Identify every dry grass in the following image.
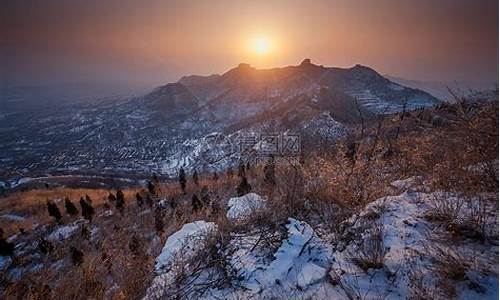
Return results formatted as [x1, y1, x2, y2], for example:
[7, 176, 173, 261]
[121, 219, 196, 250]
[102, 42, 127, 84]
[0, 187, 141, 236]
[0, 100, 497, 299]
[347, 221, 385, 272]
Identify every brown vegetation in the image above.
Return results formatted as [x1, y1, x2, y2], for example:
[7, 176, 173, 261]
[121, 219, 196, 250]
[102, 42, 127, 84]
[0, 99, 497, 299]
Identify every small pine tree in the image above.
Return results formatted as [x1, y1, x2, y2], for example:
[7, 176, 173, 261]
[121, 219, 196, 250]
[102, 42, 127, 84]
[236, 176, 252, 196]
[136, 192, 144, 207]
[145, 193, 154, 208]
[193, 170, 199, 186]
[154, 209, 165, 234]
[147, 180, 156, 196]
[81, 225, 90, 240]
[264, 155, 276, 185]
[153, 174, 161, 195]
[238, 162, 246, 178]
[179, 167, 187, 193]
[0, 228, 14, 257]
[191, 194, 203, 212]
[116, 189, 125, 214]
[345, 140, 357, 163]
[46, 200, 62, 223]
[80, 197, 95, 222]
[38, 238, 53, 255]
[246, 161, 251, 171]
[153, 173, 159, 184]
[211, 195, 220, 215]
[169, 197, 177, 209]
[64, 197, 79, 216]
[70, 246, 84, 266]
[213, 172, 219, 182]
[129, 235, 142, 256]
[108, 192, 116, 202]
[200, 185, 210, 205]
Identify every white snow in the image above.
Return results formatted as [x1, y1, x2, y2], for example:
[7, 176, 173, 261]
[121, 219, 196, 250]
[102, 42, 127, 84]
[0, 214, 26, 222]
[145, 220, 217, 300]
[210, 218, 332, 299]
[144, 180, 498, 299]
[388, 83, 405, 91]
[226, 193, 265, 221]
[46, 224, 80, 241]
[0, 256, 12, 272]
[329, 190, 499, 299]
[238, 218, 330, 293]
[301, 112, 347, 142]
[9, 177, 33, 188]
[155, 220, 217, 273]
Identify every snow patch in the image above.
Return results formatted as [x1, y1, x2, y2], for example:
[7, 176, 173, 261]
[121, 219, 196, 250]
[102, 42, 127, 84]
[46, 224, 80, 241]
[155, 220, 217, 273]
[226, 193, 265, 221]
[228, 218, 331, 296]
[0, 214, 26, 222]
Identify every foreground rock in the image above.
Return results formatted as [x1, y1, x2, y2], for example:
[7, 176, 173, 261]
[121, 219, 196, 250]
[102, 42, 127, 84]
[226, 193, 265, 222]
[144, 185, 498, 299]
[155, 220, 217, 273]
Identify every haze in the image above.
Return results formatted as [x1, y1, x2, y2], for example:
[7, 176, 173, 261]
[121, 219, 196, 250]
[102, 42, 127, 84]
[1, 0, 498, 92]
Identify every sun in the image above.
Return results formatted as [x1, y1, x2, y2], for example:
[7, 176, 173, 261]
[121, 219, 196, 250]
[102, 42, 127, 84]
[252, 37, 272, 55]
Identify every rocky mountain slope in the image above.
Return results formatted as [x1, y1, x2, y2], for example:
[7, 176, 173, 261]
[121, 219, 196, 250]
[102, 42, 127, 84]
[0, 60, 439, 187]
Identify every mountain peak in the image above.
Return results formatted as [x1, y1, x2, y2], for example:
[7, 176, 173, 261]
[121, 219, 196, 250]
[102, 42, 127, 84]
[237, 63, 252, 69]
[222, 63, 257, 79]
[300, 58, 312, 66]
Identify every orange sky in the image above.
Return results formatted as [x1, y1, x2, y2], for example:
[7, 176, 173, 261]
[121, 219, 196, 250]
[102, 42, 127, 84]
[1, 0, 498, 88]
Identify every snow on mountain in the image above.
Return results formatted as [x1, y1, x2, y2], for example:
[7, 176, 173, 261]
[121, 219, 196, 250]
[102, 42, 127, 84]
[0, 60, 441, 183]
[300, 111, 347, 142]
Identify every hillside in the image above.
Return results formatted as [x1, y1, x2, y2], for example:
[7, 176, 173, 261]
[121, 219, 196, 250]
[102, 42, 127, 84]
[0, 98, 497, 299]
[0, 60, 439, 188]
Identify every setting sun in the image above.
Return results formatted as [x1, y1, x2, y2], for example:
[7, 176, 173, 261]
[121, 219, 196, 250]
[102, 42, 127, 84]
[251, 37, 272, 55]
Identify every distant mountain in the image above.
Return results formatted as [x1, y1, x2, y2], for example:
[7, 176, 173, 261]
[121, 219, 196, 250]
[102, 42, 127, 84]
[139, 59, 440, 175]
[386, 75, 499, 102]
[143, 83, 200, 116]
[159, 59, 439, 127]
[0, 59, 441, 185]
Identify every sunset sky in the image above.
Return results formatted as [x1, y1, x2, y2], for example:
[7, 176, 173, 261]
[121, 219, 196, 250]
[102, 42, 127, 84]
[1, 0, 498, 88]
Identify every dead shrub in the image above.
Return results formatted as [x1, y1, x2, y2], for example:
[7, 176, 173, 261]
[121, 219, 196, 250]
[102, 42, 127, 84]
[147, 228, 237, 299]
[425, 243, 470, 281]
[460, 194, 494, 242]
[347, 221, 385, 271]
[426, 192, 464, 224]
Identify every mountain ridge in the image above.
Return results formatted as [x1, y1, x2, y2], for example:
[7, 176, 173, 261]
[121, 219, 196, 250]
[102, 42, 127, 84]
[0, 59, 442, 183]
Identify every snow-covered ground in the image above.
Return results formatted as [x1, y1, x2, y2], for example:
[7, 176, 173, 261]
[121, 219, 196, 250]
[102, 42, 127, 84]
[226, 193, 266, 222]
[223, 218, 331, 298]
[146, 182, 498, 299]
[0, 214, 26, 222]
[146, 221, 218, 299]
[46, 223, 81, 242]
[154, 220, 217, 274]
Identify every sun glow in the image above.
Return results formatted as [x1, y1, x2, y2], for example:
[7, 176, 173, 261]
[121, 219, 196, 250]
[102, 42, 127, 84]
[251, 37, 272, 55]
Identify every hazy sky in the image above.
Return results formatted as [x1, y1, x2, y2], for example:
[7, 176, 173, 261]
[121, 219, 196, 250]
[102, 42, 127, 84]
[1, 0, 498, 88]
